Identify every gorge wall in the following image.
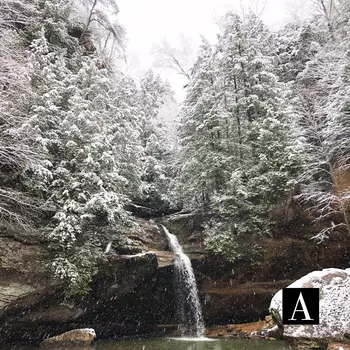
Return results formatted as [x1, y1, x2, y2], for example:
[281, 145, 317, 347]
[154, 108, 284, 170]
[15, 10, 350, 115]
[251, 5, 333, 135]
[1, 212, 350, 343]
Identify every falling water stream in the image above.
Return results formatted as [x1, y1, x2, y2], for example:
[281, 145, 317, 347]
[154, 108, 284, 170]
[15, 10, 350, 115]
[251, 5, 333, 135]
[161, 225, 205, 338]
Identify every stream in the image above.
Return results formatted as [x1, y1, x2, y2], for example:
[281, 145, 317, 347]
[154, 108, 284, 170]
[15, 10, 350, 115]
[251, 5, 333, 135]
[3, 338, 295, 350]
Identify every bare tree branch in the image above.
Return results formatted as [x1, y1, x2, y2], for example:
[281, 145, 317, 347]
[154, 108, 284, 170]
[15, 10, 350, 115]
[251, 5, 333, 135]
[152, 35, 195, 81]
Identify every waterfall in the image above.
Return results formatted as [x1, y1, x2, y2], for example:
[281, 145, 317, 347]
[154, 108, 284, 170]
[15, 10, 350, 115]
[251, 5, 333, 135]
[161, 225, 205, 337]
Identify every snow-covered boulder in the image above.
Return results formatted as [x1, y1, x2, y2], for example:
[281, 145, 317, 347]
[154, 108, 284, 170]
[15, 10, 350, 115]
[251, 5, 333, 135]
[270, 268, 350, 340]
[40, 328, 96, 347]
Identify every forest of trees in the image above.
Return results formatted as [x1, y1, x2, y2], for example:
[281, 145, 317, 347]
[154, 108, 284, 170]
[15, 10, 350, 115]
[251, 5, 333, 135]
[176, 0, 350, 260]
[0, 0, 349, 296]
[0, 0, 174, 297]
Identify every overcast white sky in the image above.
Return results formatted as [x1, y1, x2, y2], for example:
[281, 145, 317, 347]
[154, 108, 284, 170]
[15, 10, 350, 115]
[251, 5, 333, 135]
[117, 0, 301, 100]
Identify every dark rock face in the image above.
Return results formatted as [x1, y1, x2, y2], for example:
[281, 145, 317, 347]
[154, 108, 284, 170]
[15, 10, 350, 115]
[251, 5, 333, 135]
[160, 210, 206, 245]
[193, 235, 350, 325]
[0, 228, 177, 343]
[0, 234, 53, 309]
[200, 280, 292, 325]
[79, 252, 176, 329]
[0, 232, 65, 342]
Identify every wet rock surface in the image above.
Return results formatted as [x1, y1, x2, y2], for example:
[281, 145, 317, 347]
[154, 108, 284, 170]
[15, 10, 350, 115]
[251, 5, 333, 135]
[0, 225, 176, 343]
[0, 233, 55, 310]
[205, 320, 266, 338]
[200, 279, 293, 324]
[327, 343, 350, 350]
[192, 233, 350, 324]
[204, 316, 282, 340]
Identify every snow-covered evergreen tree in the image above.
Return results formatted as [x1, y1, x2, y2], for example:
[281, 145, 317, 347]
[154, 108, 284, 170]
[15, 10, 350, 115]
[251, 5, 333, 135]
[177, 12, 301, 260]
[176, 37, 221, 207]
[275, 22, 324, 83]
[21, 0, 143, 296]
[137, 70, 174, 213]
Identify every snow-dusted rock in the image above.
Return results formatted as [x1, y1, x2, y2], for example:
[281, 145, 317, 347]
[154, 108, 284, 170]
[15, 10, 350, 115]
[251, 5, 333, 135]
[327, 343, 350, 350]
[270, 268, 350, 340]
[40, 328, 96, 347]
[266, 325, 282, 339]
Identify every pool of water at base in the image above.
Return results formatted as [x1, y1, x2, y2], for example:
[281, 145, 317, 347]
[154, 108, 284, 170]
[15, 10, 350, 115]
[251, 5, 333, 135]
[2, 338, 296, 350]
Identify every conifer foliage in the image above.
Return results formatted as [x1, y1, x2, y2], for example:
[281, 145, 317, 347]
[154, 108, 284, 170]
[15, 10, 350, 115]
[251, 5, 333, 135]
[177, 12, 300, 260]
[1, 0, 350, 291]
[137, 70, 174, 213]
[24, 0, 142, 296]
[0, 0, 173, 296]
[176, 3, 350, 259]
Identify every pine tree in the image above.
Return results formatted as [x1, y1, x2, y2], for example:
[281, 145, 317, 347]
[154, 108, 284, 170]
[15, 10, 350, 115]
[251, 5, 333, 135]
[22, 0, 142, 296]
[176, 12, 301, 260]
[206, 14, 300, 259]
[137, 70, 174, 213]
[48, 56, 136, 295]
[176, 37, 221, 207]
[275, 22, 324, 83]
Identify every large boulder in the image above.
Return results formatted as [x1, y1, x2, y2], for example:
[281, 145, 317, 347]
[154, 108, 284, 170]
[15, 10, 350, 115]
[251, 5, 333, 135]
[270, 268, 350, 340]
[40, 328, 96, 347]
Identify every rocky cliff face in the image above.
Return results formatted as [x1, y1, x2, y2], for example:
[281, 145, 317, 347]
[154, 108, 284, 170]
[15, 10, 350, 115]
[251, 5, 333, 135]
[1, 213, 350, 343]
[0, 222, 173, 342]
[0, 233, 53, 309]
[162, 212, 350, 325]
